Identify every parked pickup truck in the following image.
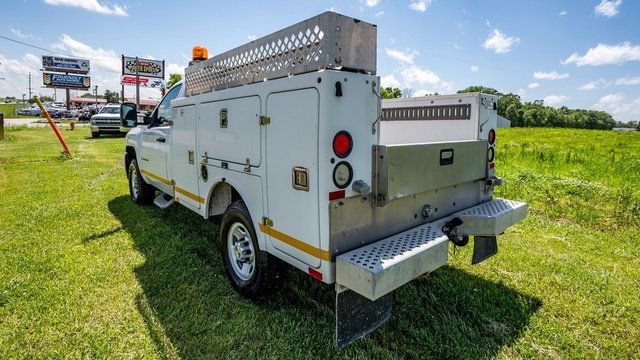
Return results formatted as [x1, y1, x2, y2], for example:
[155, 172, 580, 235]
[90, 104, 129, 137]
[119, 11, 527, 347]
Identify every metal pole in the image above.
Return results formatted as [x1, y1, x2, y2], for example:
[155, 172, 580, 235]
[0, 113, 4, 140]
[135, 57, 140, 109]
[34, 96, 72, 156]
[28, 72, 32, 100]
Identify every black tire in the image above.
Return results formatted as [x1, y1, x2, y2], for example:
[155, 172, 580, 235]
[220, 200, 284, 299]
[91, 132, 100, 138]
[127, 159, 155, 205]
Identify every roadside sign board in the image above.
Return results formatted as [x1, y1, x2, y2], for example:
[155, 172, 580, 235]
[42, 56, 90, 74]
[121, 75, 165, 88]
[43, 72, 91, 90]
[122, 56, 164, 79]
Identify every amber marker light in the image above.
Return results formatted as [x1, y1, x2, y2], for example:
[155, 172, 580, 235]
[192, 46, 209, 61]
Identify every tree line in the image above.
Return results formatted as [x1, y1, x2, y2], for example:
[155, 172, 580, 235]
[380, 85, 621, 130]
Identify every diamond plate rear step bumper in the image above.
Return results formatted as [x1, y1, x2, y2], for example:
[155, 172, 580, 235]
[336, 198, 527, 301]
[334, 198, 527, 347]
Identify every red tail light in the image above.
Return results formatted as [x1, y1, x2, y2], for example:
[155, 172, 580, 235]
[488, 129, 496, 145]
[333, 131, 352, 158]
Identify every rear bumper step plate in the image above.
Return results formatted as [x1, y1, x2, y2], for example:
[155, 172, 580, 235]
[336, 198, 527, 301]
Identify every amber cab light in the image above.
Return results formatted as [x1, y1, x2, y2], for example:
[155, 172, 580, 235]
[333, 131, 352, 158]
[192, 45, 209, 61]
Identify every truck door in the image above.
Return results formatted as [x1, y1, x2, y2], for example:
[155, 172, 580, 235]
[139, 83, 183, 195]
[170, 104, 201, 209]
[265, 88, 321, 268]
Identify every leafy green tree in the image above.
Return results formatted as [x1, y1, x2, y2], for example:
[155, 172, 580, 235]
[104, 90, 119, 103]
[380, 87, 402, 99]
[457, 86, 502, 96]
[166, 74, 183, 90]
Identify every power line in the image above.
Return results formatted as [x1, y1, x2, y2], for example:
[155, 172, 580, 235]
[0, 34, 116, 62]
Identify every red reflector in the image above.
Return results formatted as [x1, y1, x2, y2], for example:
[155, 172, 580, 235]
[308, 267, 323, 281]
[488, 129, 496, 145]
[489, 163, 495, 169]
[329, 190, 345, 201]
[333, 131, 352, 158]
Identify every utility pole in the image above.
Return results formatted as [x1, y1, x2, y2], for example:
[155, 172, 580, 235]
[94, 85, 99, 110]
[135, 57, 140, 110]
[28, 72, 32, 100]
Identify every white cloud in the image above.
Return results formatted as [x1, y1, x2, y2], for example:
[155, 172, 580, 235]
[528, 82, 540, 89]
[375, 11, 384, 17]
[579, 79, 607, 90]
[43, 0, 128, 16]
[616, 76, 640, 85]
[166, 63, 185, 76]
[483, 29, 520, 54]
[595, 0, 623, 18]
[247, 35, 257, 41]
[563, 42, 640, 66]
[413, 89, 435, 97]
[0, 53, 50, 98]
[517, 88, 526, 98]
[52, 34, 120, 73]
[470, 65, 479, 72]
[409, 0, 432, 12]
[365, 0, 379, 7]
[533, 71, 570, 80]
[592, 93, 640, 119]
[9, 28, 40, 40]
[381, 74, 401, 88]
[400, 65, 450, 90]
[559, 10, 568, 16]
[543, 95, 569, 107]
[385, 48, 418, 64]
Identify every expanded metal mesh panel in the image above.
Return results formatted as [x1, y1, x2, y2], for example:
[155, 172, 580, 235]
[185, 12, 377, 95]
[381, 104, 472, 121]
[343, 224, 447, 272]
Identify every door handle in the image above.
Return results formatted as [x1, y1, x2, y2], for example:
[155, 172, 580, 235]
[156, 137, 166, 143]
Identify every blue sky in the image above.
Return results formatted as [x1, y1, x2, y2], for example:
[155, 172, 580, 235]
[1, 0, 639, 121]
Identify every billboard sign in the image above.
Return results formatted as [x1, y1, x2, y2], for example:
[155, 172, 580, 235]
[121, 75, 165, 88]
[122, 56, 164, 79]
[42, 56, 90, 74]
[43, 72, 91, 90]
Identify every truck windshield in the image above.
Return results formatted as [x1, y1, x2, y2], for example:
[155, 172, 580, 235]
[99, 107, 119, 114]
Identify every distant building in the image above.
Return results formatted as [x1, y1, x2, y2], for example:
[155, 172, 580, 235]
[497, 115, 511, 128]
[69, 97, 159, 111]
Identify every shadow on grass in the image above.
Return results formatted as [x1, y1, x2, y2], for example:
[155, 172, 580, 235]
[108, 195, 541, 359]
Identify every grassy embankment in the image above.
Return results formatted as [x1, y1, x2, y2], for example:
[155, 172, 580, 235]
[0, 127, 638, 359]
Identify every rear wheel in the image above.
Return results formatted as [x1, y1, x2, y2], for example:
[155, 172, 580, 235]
[127, 159, 155, 204]
[220, 201, 284, 298]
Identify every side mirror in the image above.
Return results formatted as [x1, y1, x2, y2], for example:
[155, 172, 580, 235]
[120, 102, 137, 128]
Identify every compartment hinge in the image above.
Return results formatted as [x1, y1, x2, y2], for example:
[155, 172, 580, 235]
[259, 116, 271, 125]
[262, 217, 273, 227]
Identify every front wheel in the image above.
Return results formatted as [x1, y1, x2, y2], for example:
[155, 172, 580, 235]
[220, 201, 284, 299]
[127, 159, 155, 204]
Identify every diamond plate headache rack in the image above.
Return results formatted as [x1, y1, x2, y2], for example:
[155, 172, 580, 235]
[184, 11, 377, 96]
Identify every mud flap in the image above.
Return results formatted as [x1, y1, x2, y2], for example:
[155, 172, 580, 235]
[335, 287, 393, 348]
[471, 235, 498, 264]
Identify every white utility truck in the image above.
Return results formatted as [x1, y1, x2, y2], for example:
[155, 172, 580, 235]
[121, 12, 527, 347]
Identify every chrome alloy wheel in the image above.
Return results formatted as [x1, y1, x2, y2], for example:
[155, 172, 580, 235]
[129, 163, 140, 200]
[227, 222, 256, 281]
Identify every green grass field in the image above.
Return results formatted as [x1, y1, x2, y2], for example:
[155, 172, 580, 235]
[0, 127, 638, 359]
[0, 103, 30, 119]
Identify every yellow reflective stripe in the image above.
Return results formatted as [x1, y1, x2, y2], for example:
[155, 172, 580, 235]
[139, 169, 173, 186]
[174, 186, 204, 204]
[259, 224, 331, 261]
[139, 169, 204, 204]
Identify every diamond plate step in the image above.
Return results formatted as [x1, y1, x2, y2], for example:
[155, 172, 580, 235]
[336, 223, 449, 301]
[455, 198, 528, 237]
[336, 198, 527, 300]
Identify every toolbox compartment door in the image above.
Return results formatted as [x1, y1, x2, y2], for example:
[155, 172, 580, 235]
[373, 140, 488, 206]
